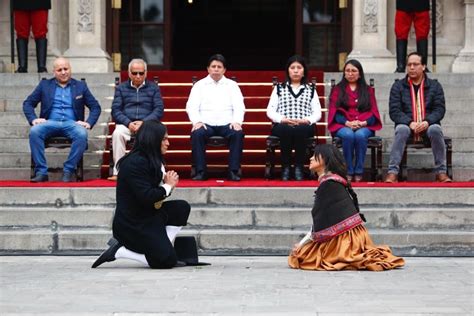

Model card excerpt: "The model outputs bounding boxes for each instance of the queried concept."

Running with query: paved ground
[1,256,473,315]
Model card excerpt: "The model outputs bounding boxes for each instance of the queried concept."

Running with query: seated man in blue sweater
[108,58,164,181]
[23,57,101,182]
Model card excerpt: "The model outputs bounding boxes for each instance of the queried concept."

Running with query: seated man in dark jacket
[385,52,451,183]
[108,58,164,180]
[23,57,101,182]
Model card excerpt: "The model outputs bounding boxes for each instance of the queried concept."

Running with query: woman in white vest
[266,55,322,181]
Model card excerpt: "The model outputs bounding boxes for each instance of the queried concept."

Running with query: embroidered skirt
[288,225,405,271]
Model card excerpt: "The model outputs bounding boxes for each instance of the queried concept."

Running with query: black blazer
[23,78,101,128]
[112,151,168,254]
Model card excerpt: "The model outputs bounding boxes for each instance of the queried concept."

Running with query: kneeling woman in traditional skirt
[92,120,190,269]
[288,144,404,271]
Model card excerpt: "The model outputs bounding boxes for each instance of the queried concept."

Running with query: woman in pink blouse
[327,60,382,182]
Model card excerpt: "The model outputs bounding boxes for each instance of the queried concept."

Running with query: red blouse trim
[319,174,348,186]
[327,85,382,134]
[311,213,364,243]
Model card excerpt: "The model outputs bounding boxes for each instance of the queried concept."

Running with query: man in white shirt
[186,54,246,181]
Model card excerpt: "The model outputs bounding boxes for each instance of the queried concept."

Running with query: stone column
[0,0,12,72]
[63,0,112,72]
[452,0,474,72]
[348,0,394,72]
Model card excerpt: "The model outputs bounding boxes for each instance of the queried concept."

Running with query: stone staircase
[0,73,116,180]
[0,186,472,256]
[1,72,473,181]
[325,73,474,181]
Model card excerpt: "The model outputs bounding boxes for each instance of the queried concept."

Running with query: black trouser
[145,200,191,269]
[191,124,244,172]
[271,123,314,166]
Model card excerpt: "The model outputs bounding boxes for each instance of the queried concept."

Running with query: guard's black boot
[16,38,28,73]
[417,39,430,72]
[395,39,407,73]
[35,38,48,73]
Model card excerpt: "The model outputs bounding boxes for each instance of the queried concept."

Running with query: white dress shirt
[266,84,322,124]
[186,75,246,126]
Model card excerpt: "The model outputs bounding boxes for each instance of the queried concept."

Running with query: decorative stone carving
[363,0,378,33]
[78,0,93,32]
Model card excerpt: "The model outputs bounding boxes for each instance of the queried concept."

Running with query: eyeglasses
[131,71,145,76]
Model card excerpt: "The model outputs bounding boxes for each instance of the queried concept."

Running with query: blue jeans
[387,124,447,174]
[29,119,88,175]
[335,127,374,175]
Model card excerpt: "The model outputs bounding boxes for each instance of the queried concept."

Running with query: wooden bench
[30,136,84,181]
[30,78,88,181]
[391,78,453,182]
[329,78,383,182]
[188,76,242,178]
[399,136,453,181]
[107,76,158,177]
[263,76,320,180]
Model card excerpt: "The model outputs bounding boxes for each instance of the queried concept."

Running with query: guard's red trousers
[395,10,430,41]
[14,10,48,39]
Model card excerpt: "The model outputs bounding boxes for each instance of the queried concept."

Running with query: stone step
[0,123,110,138]
[2,166,474,181]
[0,73,118,86]
[1,206,472,231]
[370,97,472,110]
[0,168,101,181]
[325,73,474,88]
[1,97,114,112]
[0,187,471,208]
[0,138,106,153]
[0,116,111,129]
[0,228,471,256]
[0,85,116,100]
[0,152,103,168]
[377,125,474,139]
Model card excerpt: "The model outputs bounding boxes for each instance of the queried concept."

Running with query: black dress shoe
[294,166,304,181]
[174,260,187,267]
[227,170,241,181]
[62,172,74,182]
[91,238,122,268]
[281,166,290,181]
[192,171,208,181]
[31,174,49,183]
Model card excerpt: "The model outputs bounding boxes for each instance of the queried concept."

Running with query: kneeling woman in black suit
[92,120,190,269]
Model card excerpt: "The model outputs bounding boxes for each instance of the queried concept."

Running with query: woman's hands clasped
[164,170,179,189]
[281,118,311,126]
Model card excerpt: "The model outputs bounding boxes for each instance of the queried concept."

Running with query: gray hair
[128,58,147,72]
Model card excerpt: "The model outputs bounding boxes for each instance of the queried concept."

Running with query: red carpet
[1,179,473,188]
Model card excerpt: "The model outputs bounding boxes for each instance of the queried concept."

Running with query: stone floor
[1,256,473,315]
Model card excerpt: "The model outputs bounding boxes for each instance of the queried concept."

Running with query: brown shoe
[384,173,398,183]
[107,175,118,181]
[436,173,452,183]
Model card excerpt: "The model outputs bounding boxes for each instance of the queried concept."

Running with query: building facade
[0,0,473,73]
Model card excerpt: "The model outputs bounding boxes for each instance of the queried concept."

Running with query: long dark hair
[335,59,371,112]
[313,144,360,212]
[313,144,347,180]
[117,120,167,178]
[284,54,308,85]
